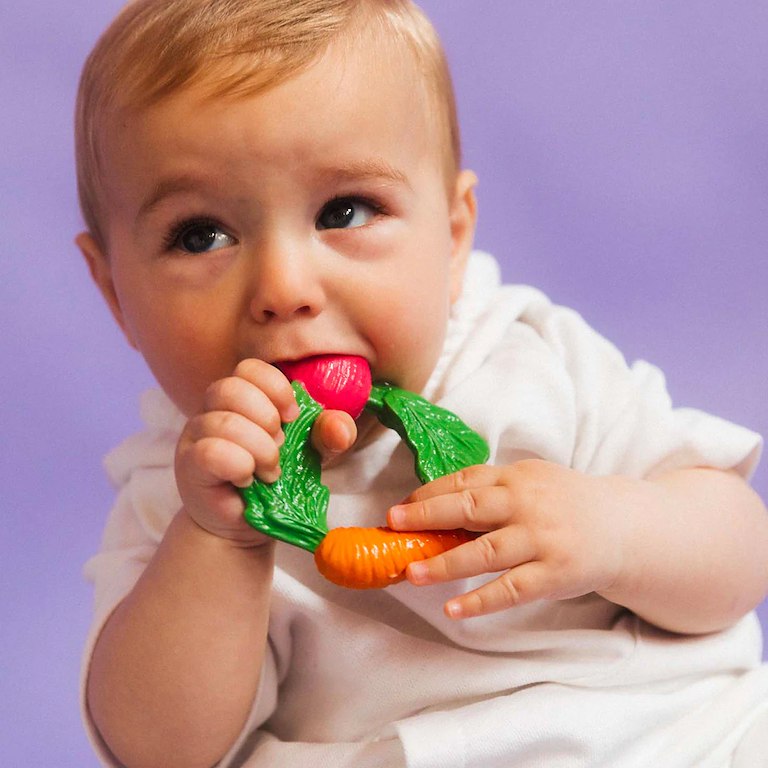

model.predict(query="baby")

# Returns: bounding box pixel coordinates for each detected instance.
[76,1,768,766]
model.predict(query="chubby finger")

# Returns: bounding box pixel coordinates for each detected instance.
[204,376,288,442]
[388,485,512,532]
[443,562,552,619]
[185,411,282,484]
[232,358,300,422]
[402,465,504,504]
[310,409,357,462]
[406,527,534,585]
[183,436,265,489]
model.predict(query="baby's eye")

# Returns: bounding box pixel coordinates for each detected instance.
[316,197,377,230]
[168,220,236,254]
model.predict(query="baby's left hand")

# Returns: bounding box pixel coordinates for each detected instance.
[388,460,629,619]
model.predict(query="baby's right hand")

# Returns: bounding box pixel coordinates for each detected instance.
[175,359,356,545]
[175,359,298,545]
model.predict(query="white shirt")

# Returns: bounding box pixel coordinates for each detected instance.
[82,252,768,767]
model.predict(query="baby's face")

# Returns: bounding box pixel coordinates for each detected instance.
[83,36,476,416]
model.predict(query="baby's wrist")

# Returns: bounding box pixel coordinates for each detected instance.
[178,507,276,551]
[593,474,666,604]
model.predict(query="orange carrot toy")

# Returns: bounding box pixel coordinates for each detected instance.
[314,526,476,589]
[239,355,488,589]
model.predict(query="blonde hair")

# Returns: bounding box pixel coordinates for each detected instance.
[75,0,461,247]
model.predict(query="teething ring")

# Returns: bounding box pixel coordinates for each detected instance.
[239,355,488,589]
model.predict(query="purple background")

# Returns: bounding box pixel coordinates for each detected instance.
[2,1,766,764]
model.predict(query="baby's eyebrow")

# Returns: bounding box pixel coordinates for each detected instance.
[138,174,206,220]
[320,159,411,188]
[137,160,410,220]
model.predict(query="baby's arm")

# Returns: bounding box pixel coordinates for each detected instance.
[86,360,354,768]
[88,507,275,768]
[390,461,768,634]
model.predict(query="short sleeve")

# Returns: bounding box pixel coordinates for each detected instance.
[527,303,762,480]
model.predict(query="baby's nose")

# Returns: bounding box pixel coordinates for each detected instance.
[248,245,326,323]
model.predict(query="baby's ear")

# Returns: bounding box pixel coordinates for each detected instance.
[75,232,138,350]
[448,169,478,303]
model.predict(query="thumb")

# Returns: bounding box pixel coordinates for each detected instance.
[310,409,357,465]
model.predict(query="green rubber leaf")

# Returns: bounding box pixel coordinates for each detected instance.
[239,383,329,552]
[366,383,489,484]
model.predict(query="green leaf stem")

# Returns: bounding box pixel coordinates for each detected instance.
[365,383,490,484]
[240,383,329,552]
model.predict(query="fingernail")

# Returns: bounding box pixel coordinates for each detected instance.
[445,601,463,619]
[389,505,406,528]
[408,561,428,584]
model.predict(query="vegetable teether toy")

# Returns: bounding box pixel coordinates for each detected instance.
[239,355,489,589]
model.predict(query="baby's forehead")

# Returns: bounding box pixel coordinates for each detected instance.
[97,38,439,197]
[77,0,459,242]
[112,29,437,148]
